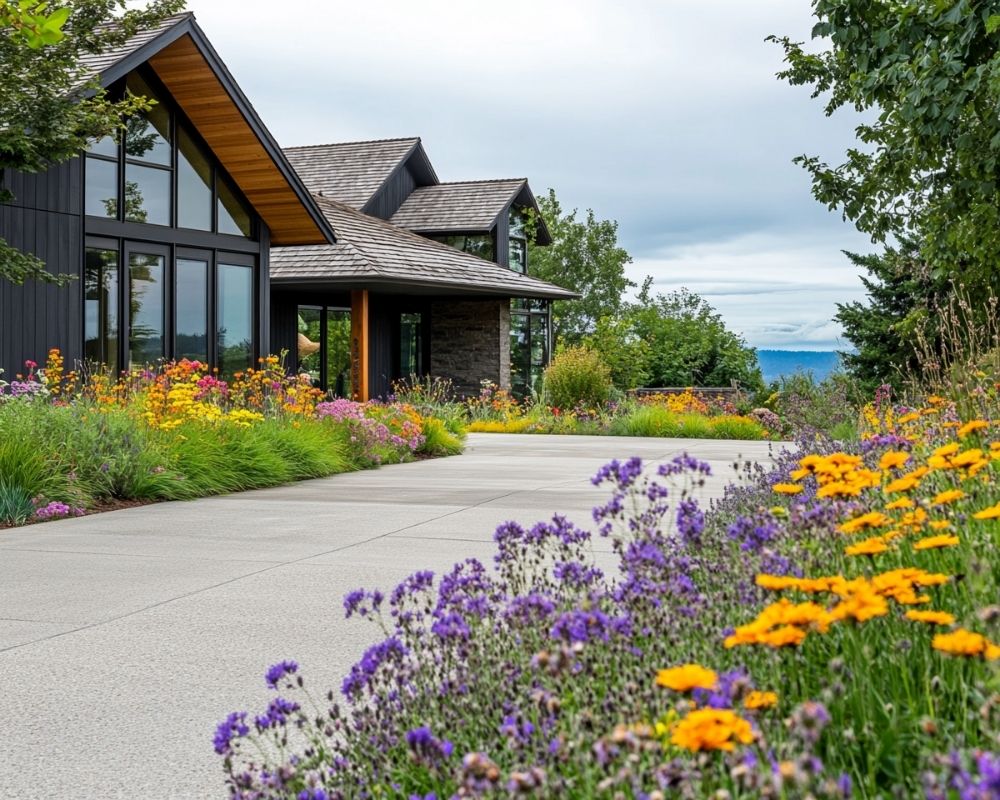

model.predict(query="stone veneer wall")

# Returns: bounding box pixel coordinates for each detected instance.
[430,298,510,396]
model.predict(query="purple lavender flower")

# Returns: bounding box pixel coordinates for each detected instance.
[264,660,298,689]
[404,725,454,764]
[213,711,249,755]
[255,697,301,731]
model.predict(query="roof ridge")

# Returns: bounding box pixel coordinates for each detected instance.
[432,178,527,187]
[284,137,421,151]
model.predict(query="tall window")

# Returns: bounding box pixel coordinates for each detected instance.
[399,312,424,378]
[297,306,352,395]
[217,263,254,377]
[510,298,549,397]
[84,247,119,372]
[84,69,253,237]
[128,251,166,364]
[509,208,528,273]
[176,257,209,361]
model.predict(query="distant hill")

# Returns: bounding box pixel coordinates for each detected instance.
[757,350,843,384]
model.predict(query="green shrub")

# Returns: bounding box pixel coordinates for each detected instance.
[0,479,35,525]
[420,417,465,457]
[707,415,768,440]
[611,405,678,437]
[543,346,612,411]
[0,401,83,503]
[252,419,355,480]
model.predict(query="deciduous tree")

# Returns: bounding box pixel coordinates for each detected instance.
[1,0,185,285]
[527,189,634,346]
[770,1,1000,285]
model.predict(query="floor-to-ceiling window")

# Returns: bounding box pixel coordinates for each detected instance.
[510,299,550,398]
[297,305,352,395]
[82,66,260,375]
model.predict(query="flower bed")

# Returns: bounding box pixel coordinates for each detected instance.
[0,351,465,526]
[463,383,772,440]
[217,388,999,798]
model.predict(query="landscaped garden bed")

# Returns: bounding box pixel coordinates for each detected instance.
[462,382,773,440]
[215,382,999,798]
[0,351,465,528]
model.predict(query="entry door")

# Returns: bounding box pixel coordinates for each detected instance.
[123,241,169,368]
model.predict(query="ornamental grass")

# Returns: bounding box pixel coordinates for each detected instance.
[0,351,461,525]
[218,384,999,798]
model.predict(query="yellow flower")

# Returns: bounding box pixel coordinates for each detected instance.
[913,534,960,550]
[905,610,956,626]
[885,497,914,511]
[743,691,778,710]
[933,443,960,458]
[928,520,952,531]
[839,511,891,535]
[973,503,1000,520]
[933,628,990,657]
[845,537,889,556]
[957,420,989,438]
[886,475,920,494]
[879,451,911,471]
[951,449,984,468]
[772,483,803,495]
[669,708,754,752]
[932,489,965,506]
[655,664,718,692]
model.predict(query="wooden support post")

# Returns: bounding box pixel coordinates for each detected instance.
[350,289,370,401]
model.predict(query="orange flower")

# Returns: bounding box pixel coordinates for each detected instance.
[743,691,778,710]
[839,511,892,535]
[905,610,955,626]
[845,537,890,557]
[931,489,965,506]
[913,534,960,550]
[973,503,1000,520]
[670,708,754,752]
[933,628,990,657]
[879,451,910,471]
[655,664,718,692]
[957,420,989,438]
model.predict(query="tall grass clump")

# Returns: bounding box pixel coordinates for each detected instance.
[542,346,612,411]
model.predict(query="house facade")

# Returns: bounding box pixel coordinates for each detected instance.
[0,13,573,399]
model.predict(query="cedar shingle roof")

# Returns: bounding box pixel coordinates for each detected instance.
[271,196,576,300]
[283,138,422,210]
[76,12,192,79]
[390,179,526,233]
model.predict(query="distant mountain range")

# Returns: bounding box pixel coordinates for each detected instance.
[757,350,843,384]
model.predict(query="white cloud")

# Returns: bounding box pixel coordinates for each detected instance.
[184,0,876,350]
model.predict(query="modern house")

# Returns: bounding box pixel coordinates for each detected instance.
[0,13,574,399]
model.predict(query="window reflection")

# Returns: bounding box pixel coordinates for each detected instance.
[84,248,119,372]
[176,258,208,362]
[177,128,213,231]
[85,158,119,218]
[129,252,165,366]
[124,74,171,165]
[217,178,252,237]
[217,263,253,376]
[124,165,170,225]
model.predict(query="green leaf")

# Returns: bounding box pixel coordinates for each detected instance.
[987,14,1000,33]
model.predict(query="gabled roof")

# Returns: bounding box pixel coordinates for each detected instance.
[271,197,576,300]
[77,13,335,246]
[284,138,438,212]
[390,179,553,245]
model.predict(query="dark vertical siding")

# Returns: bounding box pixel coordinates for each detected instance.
[494,201,511,269]
[364,166,417,221]
[269,291,299,365]
[369,296,394,398]
[257,223,271,361]
[0,160,84,377]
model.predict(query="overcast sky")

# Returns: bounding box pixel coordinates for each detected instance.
[186,0,875,351]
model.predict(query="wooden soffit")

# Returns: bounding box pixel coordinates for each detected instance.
[147,34,331,246]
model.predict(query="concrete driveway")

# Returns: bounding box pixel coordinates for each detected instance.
[0,433,776,799]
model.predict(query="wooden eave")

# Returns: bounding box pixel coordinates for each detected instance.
[97,18,335,247]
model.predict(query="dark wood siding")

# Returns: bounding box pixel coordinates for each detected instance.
[0,160,84,376]
[369,298,394,398]
[365,165,417,221]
